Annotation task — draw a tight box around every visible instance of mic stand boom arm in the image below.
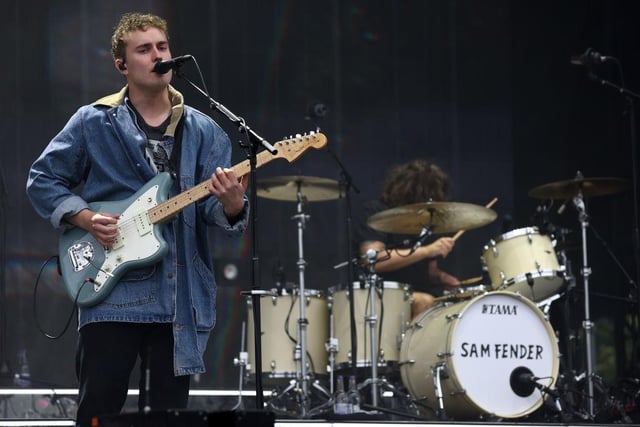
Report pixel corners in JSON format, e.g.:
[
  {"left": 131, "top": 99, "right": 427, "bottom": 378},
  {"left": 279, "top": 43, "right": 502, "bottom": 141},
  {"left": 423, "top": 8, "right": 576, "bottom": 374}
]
[{"left": 174, "top": 70, "right": 278, "bottom": 155}]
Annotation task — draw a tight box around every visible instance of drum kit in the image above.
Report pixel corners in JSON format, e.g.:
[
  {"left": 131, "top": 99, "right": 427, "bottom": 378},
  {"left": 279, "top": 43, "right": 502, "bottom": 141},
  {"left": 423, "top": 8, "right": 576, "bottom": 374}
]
[{"left": 237, "top": 172, "right": 630, "bottom": 421}]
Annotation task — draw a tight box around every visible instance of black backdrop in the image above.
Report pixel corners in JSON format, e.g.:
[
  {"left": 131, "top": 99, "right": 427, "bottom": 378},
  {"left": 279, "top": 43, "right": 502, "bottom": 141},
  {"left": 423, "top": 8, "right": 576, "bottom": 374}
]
[{"left": 0, "top": 0, "right": 639, "bottom": 391}]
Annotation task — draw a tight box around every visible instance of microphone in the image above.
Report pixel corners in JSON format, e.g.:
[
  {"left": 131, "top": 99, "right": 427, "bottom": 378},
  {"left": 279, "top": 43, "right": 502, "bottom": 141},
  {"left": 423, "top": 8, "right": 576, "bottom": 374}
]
[
  {"left": 509, "top": 366, "right": 538, "bottom": 397},
  {"left": 556, "top": 199, "right": 569, "bottom": 215},
  {"left": 152, "top": 55, "right": 193, "bottom": 74},
  {"left": 411, "top": 226, "right": 431, "bottom": 253},
  {"left": 510, "top": 366, "right": 559, "bottom": 399},
  {"left": 570, "top": 48, "right": 609, "bottom": 66}
]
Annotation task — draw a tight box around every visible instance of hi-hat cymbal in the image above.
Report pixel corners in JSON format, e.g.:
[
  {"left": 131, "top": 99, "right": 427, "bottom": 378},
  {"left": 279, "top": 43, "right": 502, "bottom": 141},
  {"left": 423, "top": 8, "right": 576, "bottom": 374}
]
[
  {"left": 256, "top": 175, "right": 341, "bottom": 202},
  {"left": 367, "top": 201, "right": 497, "bottom": 235},
  {"left": 528, "top": 177, "right": 628, "bottom": 200}
]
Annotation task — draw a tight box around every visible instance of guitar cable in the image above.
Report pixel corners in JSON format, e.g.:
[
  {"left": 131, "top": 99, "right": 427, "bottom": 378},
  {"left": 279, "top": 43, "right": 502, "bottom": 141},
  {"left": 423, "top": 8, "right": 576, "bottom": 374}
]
[{"left": 32, "top": 255, "right": 87, "bottom": 340}]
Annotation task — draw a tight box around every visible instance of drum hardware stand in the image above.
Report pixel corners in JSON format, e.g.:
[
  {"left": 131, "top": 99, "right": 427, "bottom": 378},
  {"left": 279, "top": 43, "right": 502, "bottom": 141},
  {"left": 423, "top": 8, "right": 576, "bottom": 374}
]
[
  {"left": 302, "top": 315, "right": 340, "bottom": 418},
  {"left": 572, "top": 185, "right": 597, "bottom": 419},
  {"left": 360, "top": 249, "right": 384, "bottom": 408},
  {"left": 268, "top": 185, "right": 332, "bottom": 418},
  {"left": 292, "top": 186, "right": 311, "bottom": 415},
  {"left": 357, "top": 225, "right": 435, "bottom": 413},
  {"left": 232, "top": 321, "right": 249, "bottom": 410},
  {"left": 357, "top": 248, "right": 413, "bottom": 411},
  {"left": 432, "top": 363, "right": 449, "bottom": 420},
  {"left": 326, "top": 313, "right": 339, "bottom": 396}
]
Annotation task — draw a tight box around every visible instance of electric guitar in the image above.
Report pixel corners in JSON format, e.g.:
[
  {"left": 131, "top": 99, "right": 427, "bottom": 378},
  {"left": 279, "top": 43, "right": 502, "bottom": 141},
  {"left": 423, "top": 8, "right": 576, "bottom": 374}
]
[{"left": 59, "top": 132, "right": 327, "bottom": 307}]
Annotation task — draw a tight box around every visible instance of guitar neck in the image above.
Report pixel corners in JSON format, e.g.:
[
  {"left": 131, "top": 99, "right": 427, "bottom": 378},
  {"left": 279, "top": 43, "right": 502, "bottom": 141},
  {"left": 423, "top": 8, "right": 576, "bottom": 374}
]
[
  {"left": 146, "top": 150, "right": 273, "bottom": 224},
  {"left": 146, "top": 132, "right": 327, "bottom": 224}
]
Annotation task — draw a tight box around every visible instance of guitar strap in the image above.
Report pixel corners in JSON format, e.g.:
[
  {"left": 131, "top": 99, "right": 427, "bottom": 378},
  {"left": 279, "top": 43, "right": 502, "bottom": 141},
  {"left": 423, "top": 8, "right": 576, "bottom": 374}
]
[{"left": 168, "top": 115, "right": 184, "bottom": 177}]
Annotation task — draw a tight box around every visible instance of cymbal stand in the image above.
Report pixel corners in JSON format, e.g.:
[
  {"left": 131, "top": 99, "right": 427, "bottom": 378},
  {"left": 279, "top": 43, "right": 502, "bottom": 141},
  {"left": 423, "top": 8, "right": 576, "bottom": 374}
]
[
  {"left": 573, "top": 188, "right": 596, "bottom": 418},
  {"left": 292, "top": 186, "right": 311, "bottom": 415},
  {"left": 326, "top": 313, "right": 338, "bottom": 396},
  {"left": 360, "top": 248, "right": 383, "bottom": 407}
]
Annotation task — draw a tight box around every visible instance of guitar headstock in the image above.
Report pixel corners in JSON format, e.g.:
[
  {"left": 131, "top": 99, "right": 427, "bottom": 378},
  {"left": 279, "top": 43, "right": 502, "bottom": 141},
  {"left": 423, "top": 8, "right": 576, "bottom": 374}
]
[{"left": 273, "top": 132, "right": 327, "bottom": 163}]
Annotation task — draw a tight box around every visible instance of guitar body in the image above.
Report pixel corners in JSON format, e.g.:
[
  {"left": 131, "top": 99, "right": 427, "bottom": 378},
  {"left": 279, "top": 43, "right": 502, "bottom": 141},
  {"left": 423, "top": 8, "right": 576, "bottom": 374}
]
[{"left": 59, "top": 173, "right": 174, "bottom": 307}]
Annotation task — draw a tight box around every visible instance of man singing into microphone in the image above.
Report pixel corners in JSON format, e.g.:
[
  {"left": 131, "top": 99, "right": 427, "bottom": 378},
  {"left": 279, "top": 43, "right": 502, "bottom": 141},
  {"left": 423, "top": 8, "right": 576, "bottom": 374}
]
[{"left": 26, "top": 12, "right": 249, "bottom": 426}]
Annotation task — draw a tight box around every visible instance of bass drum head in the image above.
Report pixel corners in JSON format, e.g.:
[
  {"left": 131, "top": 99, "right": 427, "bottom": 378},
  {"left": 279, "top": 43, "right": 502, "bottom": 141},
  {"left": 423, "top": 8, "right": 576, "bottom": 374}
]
[{"left": 400, "top": 291, "right": 559, "bottom": 420}]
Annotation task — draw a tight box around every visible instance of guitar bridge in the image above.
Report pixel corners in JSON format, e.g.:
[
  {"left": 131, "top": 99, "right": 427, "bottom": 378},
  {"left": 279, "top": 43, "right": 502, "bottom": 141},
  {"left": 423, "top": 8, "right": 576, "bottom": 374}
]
[{"left": 68, "top": 241, "right": 94, "bottom": 272}]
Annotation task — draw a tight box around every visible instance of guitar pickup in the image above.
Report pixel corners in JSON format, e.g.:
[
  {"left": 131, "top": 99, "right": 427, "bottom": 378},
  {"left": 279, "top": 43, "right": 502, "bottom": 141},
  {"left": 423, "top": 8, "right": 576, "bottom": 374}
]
[{"left": 133, "top": 212, "right": 152, "bottom": 237}]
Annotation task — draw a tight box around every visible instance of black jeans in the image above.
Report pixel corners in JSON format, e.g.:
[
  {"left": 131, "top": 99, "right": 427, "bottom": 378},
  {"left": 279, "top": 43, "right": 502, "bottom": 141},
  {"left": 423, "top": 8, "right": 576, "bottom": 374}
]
[{"left": 75, "top": 322, "right": 190, "bottom": 427}]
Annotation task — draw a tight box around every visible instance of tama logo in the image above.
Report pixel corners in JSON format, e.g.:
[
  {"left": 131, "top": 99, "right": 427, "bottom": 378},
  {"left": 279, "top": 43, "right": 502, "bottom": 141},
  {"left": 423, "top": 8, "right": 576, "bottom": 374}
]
[{"left": 481, "top": 304, "right": 518, "bottom": 315}]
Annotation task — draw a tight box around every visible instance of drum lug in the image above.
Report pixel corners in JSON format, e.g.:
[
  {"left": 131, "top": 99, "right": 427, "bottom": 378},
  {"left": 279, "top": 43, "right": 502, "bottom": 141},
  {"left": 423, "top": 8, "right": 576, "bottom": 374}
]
[
  {"left": 489, "top": 239, "right": 498, "bottom": 256},
  {"left": 445, "top": 313, "right": 461, "bottom": 321},
  {"left": 499, "top": 271, "right": 507, "bottom": 287},
  {"left": 436, "top": 351, "right": 453, "bottom": 359}
]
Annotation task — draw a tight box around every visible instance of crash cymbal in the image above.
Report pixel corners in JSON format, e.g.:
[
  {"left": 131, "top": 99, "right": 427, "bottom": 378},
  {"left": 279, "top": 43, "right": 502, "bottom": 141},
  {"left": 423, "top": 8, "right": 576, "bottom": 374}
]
[
  {"left": 528, "top": 177, "right": 628, "bottom": 200},
  {"left": 367, "top": 201, "right": 497, "bottom": 235},
  {"left": 256, "top": 175, "right": 341, "bottom": 202}
]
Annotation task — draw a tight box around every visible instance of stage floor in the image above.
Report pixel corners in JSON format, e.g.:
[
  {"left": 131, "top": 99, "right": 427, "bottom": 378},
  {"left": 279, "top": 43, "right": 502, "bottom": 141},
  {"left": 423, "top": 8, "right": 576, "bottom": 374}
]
[{"left": 0, "top": 388, "right": 635, "bottom": 427}]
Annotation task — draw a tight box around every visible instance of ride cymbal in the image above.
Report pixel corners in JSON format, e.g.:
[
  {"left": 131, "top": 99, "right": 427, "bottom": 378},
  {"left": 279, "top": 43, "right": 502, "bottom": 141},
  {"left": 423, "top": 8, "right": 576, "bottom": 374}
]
[
  {"left": 256, "top": 175, "right": 341, "bottom": 201},
  {"left": 528, "top": 177, "right": 628, "bottom": 200},
  {"left": 367, "top": 201, "right": 497, "bottom": 235}
]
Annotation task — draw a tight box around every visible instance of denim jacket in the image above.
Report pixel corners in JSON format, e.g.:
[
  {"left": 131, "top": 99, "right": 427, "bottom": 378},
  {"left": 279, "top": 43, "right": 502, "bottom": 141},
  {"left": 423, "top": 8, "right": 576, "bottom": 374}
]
[{"left": 26, "top": 86, "right": 249, "bottom": 375}]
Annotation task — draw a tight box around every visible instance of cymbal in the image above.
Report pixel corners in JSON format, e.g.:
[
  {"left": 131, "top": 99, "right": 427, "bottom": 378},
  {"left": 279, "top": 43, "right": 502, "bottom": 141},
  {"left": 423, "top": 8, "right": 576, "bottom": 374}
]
[
  {"left": 367, "top": 201, "right": 497, "bottom": 235},
  {"left": 528, "top": 177, "right": 628, "bottom": 200},
  {"left": 256, "top": 175, "right": 341, "bottom": 202}
]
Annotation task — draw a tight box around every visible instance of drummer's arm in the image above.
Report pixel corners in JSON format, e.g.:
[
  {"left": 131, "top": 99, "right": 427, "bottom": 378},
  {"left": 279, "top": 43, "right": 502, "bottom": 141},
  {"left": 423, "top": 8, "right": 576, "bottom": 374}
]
[
  {"left": 360, "top": 237, "right": 455, "bottom": 273},
  {"left": 428, "top": 260, "right": 460, "bottom": 290}
]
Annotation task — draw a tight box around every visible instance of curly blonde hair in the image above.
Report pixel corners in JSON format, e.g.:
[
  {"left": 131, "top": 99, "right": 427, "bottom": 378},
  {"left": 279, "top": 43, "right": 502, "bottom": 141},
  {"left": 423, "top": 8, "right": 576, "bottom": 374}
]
[
  {"left": 380, "top": 159, "right": 450, "bottom": 207},
  {"left": 111, "top": 12, "right": 169, "bottom": 62}
]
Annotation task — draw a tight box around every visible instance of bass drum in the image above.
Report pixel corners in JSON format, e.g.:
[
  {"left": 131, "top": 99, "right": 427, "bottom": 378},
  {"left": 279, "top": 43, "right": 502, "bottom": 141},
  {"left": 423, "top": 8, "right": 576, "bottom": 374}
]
[
  {"left": 246, "top": 288, "right": 328, "bottom": 384},
  {"left": 400, "top": 291, "right": 559, "bottom": 420}
]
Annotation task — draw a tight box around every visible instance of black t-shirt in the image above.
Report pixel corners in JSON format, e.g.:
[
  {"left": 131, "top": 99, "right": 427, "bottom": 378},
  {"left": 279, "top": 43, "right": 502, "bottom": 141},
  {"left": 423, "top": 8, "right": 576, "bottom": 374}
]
[{"left": 353, "top": 199, "right": 444, "bottom": 296}]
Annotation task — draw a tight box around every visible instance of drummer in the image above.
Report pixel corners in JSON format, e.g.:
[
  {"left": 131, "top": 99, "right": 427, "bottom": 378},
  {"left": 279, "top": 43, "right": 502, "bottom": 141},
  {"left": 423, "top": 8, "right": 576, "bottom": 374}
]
[{"left": 355, "top": 159, "right": 460, "bottom": 318}]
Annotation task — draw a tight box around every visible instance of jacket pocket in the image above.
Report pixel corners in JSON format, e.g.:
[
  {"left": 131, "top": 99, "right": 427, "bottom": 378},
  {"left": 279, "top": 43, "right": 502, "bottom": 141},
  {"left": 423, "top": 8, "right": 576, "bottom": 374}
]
[
  {"left": 103, "top": 265, "right": 158, "bottom": 307},
  {"left": 191, "top": 253, "right": 216, "bottom": 331}
]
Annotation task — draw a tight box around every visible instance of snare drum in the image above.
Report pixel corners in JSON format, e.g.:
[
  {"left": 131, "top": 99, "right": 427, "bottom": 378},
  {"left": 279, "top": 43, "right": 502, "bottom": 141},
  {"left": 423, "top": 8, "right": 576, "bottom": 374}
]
[
  {"left": 439, "top": 284, "right": 489, "bottom": 303},
  {"left": 400, "top": 291, "right": 559, "bottom": 420},
  {"left": 329, "top": 281, "right": 412, "bottom": 371},
  {"left": 246, "top": 288, "right": 328, "bottom": 382},
  {"left": 481, "top": 227, "right": 565, "bottom": 301}
]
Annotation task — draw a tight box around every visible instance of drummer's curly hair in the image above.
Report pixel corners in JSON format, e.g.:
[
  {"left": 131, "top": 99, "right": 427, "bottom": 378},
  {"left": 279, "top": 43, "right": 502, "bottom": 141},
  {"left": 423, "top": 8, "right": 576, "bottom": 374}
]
[{"left": 381, "top": 159, "right": 450, "bottom": 207}]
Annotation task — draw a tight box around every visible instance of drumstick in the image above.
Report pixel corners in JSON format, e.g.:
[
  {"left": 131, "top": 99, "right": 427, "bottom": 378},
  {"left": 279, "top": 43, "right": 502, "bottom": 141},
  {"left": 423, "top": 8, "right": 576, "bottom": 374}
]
[
  {"left": 452, "top": 197, "right": 498, "bottom": 241},
  {"left": 458, "top": 275, "right": 483, "bottom": 286}
]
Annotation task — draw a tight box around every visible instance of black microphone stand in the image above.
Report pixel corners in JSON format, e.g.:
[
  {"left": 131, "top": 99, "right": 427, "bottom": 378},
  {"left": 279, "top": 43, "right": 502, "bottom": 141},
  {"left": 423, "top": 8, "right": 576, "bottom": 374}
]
[
  {"left": 173, "top": 64, "right": 276, "bottom": 410},
  {"left": 587, "top": 67, "right": 640, "bottom": 386},
  {"left": 324, "top": 148, "right": 360, "bottom": 382},
  {"left": 587, "top": 67, "right": 640, "bottom": 307},
  {"left": 0, "top": 170, "right": 9, "bottom": 386}
]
